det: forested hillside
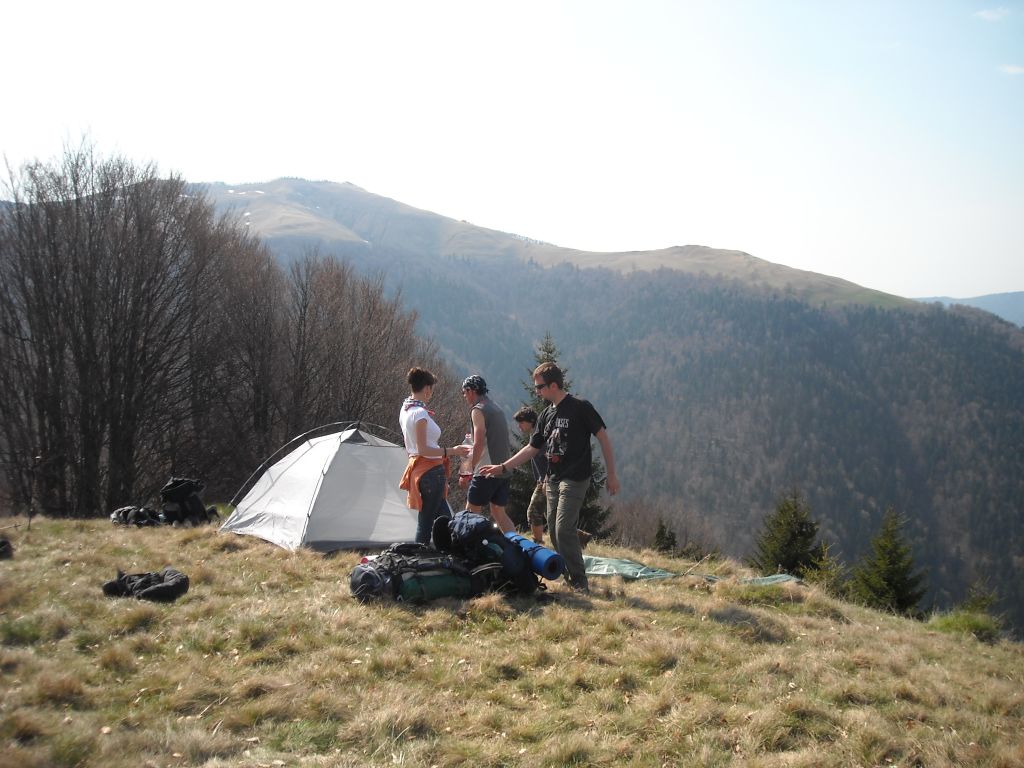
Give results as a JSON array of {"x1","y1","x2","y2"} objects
[
  {"x1": 207, "y1": 179, "x2": 1024, "y2": 635},
  {"x1": 918, "y1": 292, "x2": 1024, "y2": 327}
]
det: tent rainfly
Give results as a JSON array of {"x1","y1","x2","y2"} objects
[{"x1": 220, "y1": 423, "x2": 415, "y2": 552}]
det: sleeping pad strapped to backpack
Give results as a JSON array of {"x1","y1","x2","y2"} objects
[
  {"x1": 349, "y1": 512, "x2": 540, "y2": 603},
  {"x1": 434, "y1": 511, "x2": 540, "y2": 596}
]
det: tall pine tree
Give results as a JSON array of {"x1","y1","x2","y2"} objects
[
  {"x1": 654, "y1": 518, "x2": 678, "y2": 553},
  {"x1": 848, "y1": 509, "x2": 928, "y2": 616},
  {"x1": 504, "y1": 333, "x2": 613, "y2": 536},
  {"x1": 749, "y1": 489, "x2": 820, "y2": 577}
]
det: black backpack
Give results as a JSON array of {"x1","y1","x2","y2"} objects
[
  {"x1": 350, "y1": 542, "x2": 485, "y2": 603},
  {"x1": 159, "y1": 477, "x2": 218, "y2": 526},
  {"x1": 433, "y1": 511, "x2": 540, "y2": 596}
]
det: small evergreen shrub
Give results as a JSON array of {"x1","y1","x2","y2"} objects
[{"x1": 749, "y1": 489, "x2": 820, "y2": 577}]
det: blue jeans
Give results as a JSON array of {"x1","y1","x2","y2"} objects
[
  {"x1": 545, "y1": 477, "x2": 591, "y2": 590},
  {"x1": 416, "y1": 464, "x2": 451, "y2": 544}
]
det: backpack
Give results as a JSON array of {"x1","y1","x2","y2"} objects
[
  {"x1": 159, "y1": 476, "x2": 205, "y2": 504},
  {"x1": 110, "y1": 506, "x2": 162, "y2": 527},
  {"x1": 158, "y1": 477, "x2": 218, "y2": 526},
  {"x1": 350, "y1": 542, "x2": 484, "y2": 604},
  {"x1": 433, "y1": 511, "x2": 540, "y2": 596}
]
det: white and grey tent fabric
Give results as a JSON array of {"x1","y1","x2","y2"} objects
[{"x1": 220, "y1": 423, "x2": 415, "y2": 552}]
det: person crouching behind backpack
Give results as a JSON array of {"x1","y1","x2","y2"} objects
[
  {"x1": 513, "y1": 406, "x2": 549, "y2": 545},
  {"x1": 399, "y1": 368, "x2": 472, "y2": 545}
]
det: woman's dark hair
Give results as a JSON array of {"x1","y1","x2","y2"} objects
[
  {"x1": 407, "y1": 367, "x2": 436, "y2": 392},
  {"x1": 513, "y1": 406, "x2": 538, "y2": 425}
]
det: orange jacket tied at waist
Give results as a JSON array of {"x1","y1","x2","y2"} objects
[{"x1": 399, "y1": 455, "x2": 451, "y2": 510}]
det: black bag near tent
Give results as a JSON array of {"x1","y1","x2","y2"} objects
[
  {"x1": 158, "y1": 477, "x2": 218, "y2": 526},
  {"x1": 108, "y1": 477, "x2": 218, "y2": 528}
]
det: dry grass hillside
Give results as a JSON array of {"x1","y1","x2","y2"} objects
[{"x1": 2, "y1": 517, "x2": 1022, "y2": 768}]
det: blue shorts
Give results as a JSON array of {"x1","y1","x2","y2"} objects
[{"x1": 467, "y1": 476, "x2": 511, "y2": 507}]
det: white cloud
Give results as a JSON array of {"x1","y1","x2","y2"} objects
[
  {"x1": 974, "y1": 7, "x2": 1011, "y2": 21},
  {"x1": 1000, "y1": 64, "x2": 1024, "y2": 74}
]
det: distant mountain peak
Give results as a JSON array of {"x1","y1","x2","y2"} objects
[
  {"x1": 202, "y1": 176, "x2": 914, "y2": 309},
  {"x1": 916, "y1": 292, "x2": 1024, "y2": 327}
]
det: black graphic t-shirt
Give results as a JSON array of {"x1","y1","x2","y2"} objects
[{"x1": 529, "y1": 394, "x2": 606, "y2": 482}]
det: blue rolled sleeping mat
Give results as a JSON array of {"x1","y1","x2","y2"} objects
[{"x1": 504, "y1": 532, "x2": 565, "y2": 580}]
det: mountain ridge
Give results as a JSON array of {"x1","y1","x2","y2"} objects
[
  {"x1": 917, "y1": 292, "x2": 1024, "y2": 327},
  {"x1": 204, "y1": 178, "x2": 914, "y2": 310}
]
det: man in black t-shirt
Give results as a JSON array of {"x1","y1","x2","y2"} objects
[{"x1": 482, "y1": 362, "x2": 619, "y2": 593}]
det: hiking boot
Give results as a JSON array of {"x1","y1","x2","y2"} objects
[{"x1": 565, "y1": 577, "x2": 590, "y2": 595}]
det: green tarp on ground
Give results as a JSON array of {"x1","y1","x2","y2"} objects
[
  {"x1": 584, "y1": 555, "x2": 679, "y2": 580},
  {"x1": 584, "y1": 555, "x2": 802, "y2": 585}
]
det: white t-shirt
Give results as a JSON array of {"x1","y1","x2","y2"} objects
[{"x1": 399, "y1": 403, "x2": 441, "y2": 456}]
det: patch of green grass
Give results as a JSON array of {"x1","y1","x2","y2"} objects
[
  {"x1": 751, "y1": 698, "x2": 842, "y2": 751},
  {"x1": 1, "y1": 615, "x2": 43, "y2": 646},
  {"x1": 635, "y1": 644, "x2": 680, "y2": 675},
  {"x1": 267, "y1": 718, "x2": 343, "y2": 753},
  {"x1": 707, "y1": 605, "x2": 790, "y2": 643},
  {"x1": 71, "y1": 628, "x2": 105, "y2": 652},
  {"x1": 927, "y1": 610, "x2": 1003, "y2": 643},
  {"x1": 96, "y1": 644, "x2": 137, "y2": 674},
  {"x1": 0, "y1": 711, "x2": 49, "y2": 745},
  {"x1": 33, "y1": 672, "x2": 91, "y2": 708},
  {"x1": 0, "y1": 580, "x2": 27, "y2": 611},
  {"x1": 113, "y1": 603, "x2": 162, "y2": 635},
  {"x1": 717, "y1": 582, "x2": 797, "y2": 606},
  {"x1": 538, "y1": 732, "x2": 594, "y2": 766},
  {"x1": 48, "y1": 732, "x2": 97, "y2": 768},
  {"x1": 237, "y1": 617, "x2": 277, "y2": 650}
]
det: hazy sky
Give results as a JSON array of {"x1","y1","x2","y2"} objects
[{"x1": 4, "y1": 1, "x2": 1022, "y2": 298}]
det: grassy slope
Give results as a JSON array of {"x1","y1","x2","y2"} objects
[{"x1": 1, "y1": 518, "x2": 1022, "y2": 768}]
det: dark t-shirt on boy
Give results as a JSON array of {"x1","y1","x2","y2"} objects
[{"x1": 529, "y1": 394, "x2": 606, "y2": 483}]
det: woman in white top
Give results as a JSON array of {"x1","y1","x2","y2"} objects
[{"x1": 399, "y1": 368, "x2": 470, "y2": 543}]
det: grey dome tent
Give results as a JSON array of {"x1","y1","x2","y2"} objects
[{"x1": 220, "y1": 422, "x2": 415, "y2": 552}]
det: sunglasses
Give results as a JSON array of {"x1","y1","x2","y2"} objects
[{"x1": 533, "y1": 382, "x2": 548, "y2": 391}]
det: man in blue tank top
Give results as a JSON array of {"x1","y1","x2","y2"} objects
[{"x1": 461, "y1": 375, "x2": 516, "y2": 533}]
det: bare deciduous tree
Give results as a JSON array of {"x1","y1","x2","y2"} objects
[
  {"x1": 1, "y1": 143, "x2": 462, "y2": 516},
  {"x1": 1, "y1": 146, "x2": 246, "y2": 513}
]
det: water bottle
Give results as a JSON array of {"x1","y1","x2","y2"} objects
[{"x1": 459, "y1": 432, "x2": 474, "y2": 478}]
